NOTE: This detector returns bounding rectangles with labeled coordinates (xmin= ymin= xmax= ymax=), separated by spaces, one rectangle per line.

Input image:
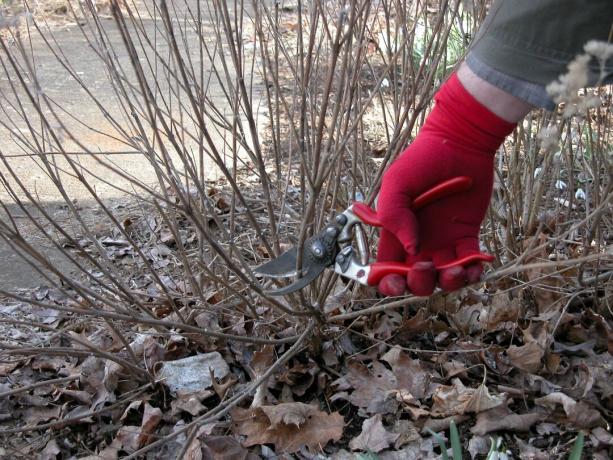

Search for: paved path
xmin=0 ymin=2 xmax=265 ymax=290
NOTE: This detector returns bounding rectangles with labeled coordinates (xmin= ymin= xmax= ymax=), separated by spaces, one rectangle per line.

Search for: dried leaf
xmin=201 ymin=435 xmax=260 ymax=460
xmin=171 ymin=395 xmax=206 ymax=417
xmin=507 ymin=341 xmax=544 ymax=373
xmin=397 ymin=308 xmax=432 ymax=340
xmin=467 ymin=436 xmax=490 ymax=460
xmin=250 ymin=344 xmax=275 ymax=377
xmin=39 ymin=439 xmax=61 ymax=460
xmin=421 ymin=415 xmax=470 ymax=434
xmin=349 ymin=414 xmax=399 ymax=453
xmin=115 ymin=402 xmax=162 ymax=453
xmin=392 ymin=419 xmax=421 ymax=449
xmin=515 ymin=437 xmax=549 ymax=460
xmin=535 ymin=392 xmax=604 ymax=428
xmin=590 ymin=427 xmax=613 ymax=449
xmin=432 ymin=379 xmax=505 ymax=416
xmin=20 ymin=405 xmax=61 ymax=424
xmin=471 ymin=404 xmax=541 ymax=435
xmin=80 ymin=357 xmax=118 ymax=409
xmin=381 ymin=347 xmax=431 ymax=399
xmin=333 ymin=361 xmax=397 ymax=414
xmin=58 ymin=388 xmax=92 ymax=405
xmin=0 ymin=361 xmax=19 ymax=377
xmin=211 ymin=373 xmax=238 ymax=400
xmin=231 ymin=402 xmax=343 ymax=453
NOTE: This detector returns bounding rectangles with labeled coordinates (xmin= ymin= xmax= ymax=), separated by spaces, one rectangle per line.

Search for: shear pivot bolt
xmin=310 ymin=241 xmax=326 ymax=259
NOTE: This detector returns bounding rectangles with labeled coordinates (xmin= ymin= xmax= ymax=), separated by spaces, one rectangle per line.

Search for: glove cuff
xmin=424 ymin=72 xmax=517 ymax=153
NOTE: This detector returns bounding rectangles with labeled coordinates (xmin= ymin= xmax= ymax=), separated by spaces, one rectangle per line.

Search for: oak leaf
xmin=432 ymin=379 xmax=505 ymax=416
xmin=381 ymin=347 xmax=431 ymax=399
xmin=349 ymin=414 xmax=399 ymax=453
xmin=535 ymin=392 xmax=604 ymax=429
xmin=507 ymin=341 xmax=545 ymax=373
xmin=231 ymin=402 xmax=343 ymax=453
xmin=471 ymin=403 xmax=542 ymax=435
xmin=333 ymin=361 xmax=397 ymax=414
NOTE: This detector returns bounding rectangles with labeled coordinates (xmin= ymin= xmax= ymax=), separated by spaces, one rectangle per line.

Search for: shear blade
xmin=266 ymin=263 xmax=325 ymax=296
xmin=254 ymin=247 xmax=299 ymax=278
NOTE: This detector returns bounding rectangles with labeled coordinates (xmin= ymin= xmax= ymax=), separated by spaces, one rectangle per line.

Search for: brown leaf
xmin=535 ymin=392 xmax=604 ymax=429
xmin=231 ymin=402 xmax=343 ymax=453
xmin=21 ymin=405 xmax=61 ymax=424
xmin=250 ymin=344 xmax=275 ymax=377
xmin=590 ymin=427 xmax=613 ymax=449
xmin=467 ymin=436 xmax=491 ymax=459
xmin=79 ymin=438 xmax=121 ymax=460
xmin=373 ymin=312 xmax=402 ymax=340
xmin=381 ymin=347 xmax=431 ymax=399
xmin=471 ymin=403 xmax=542 ymax=435
xmin=0 ymin=361 xmax=19 ymax=376
xmin=57 ymin=388 xmax=92 ymax=405
xmin=141 ymin=402 xmax=163 ymax=439
xmin=349 ymin=414 xmax=399 ymax=453
xmin=421 ymin=415 xmax=470 ymax=434
xmin=115 ymin=402 xmax=162 ymax=453
xmin=201 ymin=435 xmax=260 ymax=460
xmin=80 ymin=357 xmax=118 ymax=409
xmin=432 ymin=379 xmax=505 ymax=416
xmin=116 ymin=425 xmax=142 ymax=453
xmin=507 ymin=341 xmax=545 ymax=373
xmin=211 ymin=373 xmax=238 ymax=400
xmin=39 ymin=439 xmax=61 ymax=460
xmin=171 ymin=395 xmax=206 ymax=417
xmin=397 ymin=308 xmax=432 ymax=340
xmin=392 ymin=419 xmax=421 ymax=449
xmin=515 ymin=437 xmax=550 ymax=460
xmin=333 ymin=361 xmax=397 ymax=414
xmin=481 ymin=294 xmax=523 ymax=332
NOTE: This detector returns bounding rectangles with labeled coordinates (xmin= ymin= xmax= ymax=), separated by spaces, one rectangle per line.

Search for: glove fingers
xmin=455 ymin=237 xmax=483 ymax=284
xmin=439 ymin=266 xmax=467 ymax=292
xmin=407 ymin=261 xmax=436 ymax=296
xmin=378 ymin=274 xmax=407 ymax=297
xmin=432 ymin=247 xmax=467 ymax=292
xmin=465 ymin=263 xmax=483 ymax=284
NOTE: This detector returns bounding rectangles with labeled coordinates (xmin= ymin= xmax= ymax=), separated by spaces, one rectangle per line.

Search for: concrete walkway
xmin=0 ymin=2 xmax=265 ymax=290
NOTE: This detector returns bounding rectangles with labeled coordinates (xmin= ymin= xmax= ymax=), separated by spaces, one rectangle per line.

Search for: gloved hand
xmin=376 ymin=72 xmax=516 ymax=296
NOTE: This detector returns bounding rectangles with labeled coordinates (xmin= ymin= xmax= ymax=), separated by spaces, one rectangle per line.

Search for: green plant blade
xmin=568 ymin=432 xmax=584 ymax=460
xmin=449 ymin=420 xmax=462 ymax=460
xmin=426 ymin=428 xmax=450 ymax=460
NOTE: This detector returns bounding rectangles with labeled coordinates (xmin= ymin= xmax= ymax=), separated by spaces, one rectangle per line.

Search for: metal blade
xmin=266 ymin=263 xmax=326 ymax=296
xmin=254 ymin=247 xmax=299 ymax=278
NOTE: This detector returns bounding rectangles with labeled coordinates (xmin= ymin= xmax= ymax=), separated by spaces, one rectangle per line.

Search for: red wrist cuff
xmin=424 ymin=72 xmax=517 ymax=152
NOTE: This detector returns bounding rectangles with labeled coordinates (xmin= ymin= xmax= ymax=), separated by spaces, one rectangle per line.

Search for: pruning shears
xmin=255 ymin=176 xmax=494 ymax=296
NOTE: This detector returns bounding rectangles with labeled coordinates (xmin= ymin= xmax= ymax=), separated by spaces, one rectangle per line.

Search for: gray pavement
xmin=0 ymin=3 xmax=266 ymax=290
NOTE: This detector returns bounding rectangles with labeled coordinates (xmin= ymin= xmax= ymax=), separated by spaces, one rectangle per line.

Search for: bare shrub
xmin=0 ymin=0 xmax=610 ymax=456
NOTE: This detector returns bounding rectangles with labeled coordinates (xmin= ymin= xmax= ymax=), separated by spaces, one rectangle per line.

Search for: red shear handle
xmin=367 ymin=262 xmax=412 ymax=286
xmin=352 ymin=176 xmax=473 ymax=226
xmin=435 ymin=252 xmax=495 ymax=270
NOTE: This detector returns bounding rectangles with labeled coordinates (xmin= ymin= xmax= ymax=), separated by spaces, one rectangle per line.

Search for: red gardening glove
xmin=376 ymin=73 xmax=516 ymax=297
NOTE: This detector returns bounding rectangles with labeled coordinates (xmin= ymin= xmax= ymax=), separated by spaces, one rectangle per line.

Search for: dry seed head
xmin=537 ymin=125 xmax=559 ymax=152
xmin=584 ymin=40 xmax=613 ymax=62
xmin=546 ymin=53 xmax=600 ymax=118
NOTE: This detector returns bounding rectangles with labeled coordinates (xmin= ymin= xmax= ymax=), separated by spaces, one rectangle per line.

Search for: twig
xmin=0 ymin=376 xmax=79 ymax=399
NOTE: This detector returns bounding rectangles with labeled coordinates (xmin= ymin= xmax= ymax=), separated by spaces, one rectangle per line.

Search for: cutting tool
xmin=255 ymin=176 xmax=494 ymax=296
